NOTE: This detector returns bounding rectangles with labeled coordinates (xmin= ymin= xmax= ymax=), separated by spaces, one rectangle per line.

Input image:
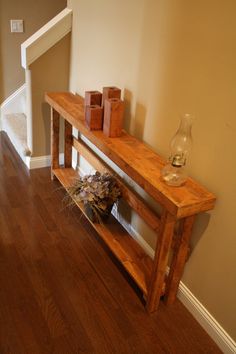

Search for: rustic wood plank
xmin=73 ymin=137 xmax=108 ymax=173
xmin=51 ymin=108 xmax=60 ymax=180
xmin=64 ymin=120 xmax=72 ymax=168
xmin=102 ymin=86 xmax=121 ymax=106
xmin=103 ymin=98 xmax=124 ymax=137
xmin=146 ymin=211 xmax=176 ymax=313
xmin=85 ymin=105 xmax=103 ymax=131
xmin=73 ymin=137 xmax=161 ymax=233
xmin=164 ymin=215 xmax=196 ymax=305
xmin=52 ymin=167 xmax=154 ymax=296
xmin=85 ymin=91 xmax=102 ymax=106
xmin=45 ymin=92 xmax=216 ymax=218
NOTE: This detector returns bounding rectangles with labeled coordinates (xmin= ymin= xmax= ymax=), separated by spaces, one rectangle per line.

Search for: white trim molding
xmin=26 ymin=153 xmax=77 ymax=170
xmin=0 ymin=85 xmax=26 ymax=130
xmin=25 ymin=69 xmax=32 ymax=153
xmin=21 ymin=8 xmax=72 ymax=69
xmin=112 ymin=203 xmax=235 ymax=354
xmin=178 ymin=284 xmax=236 ymax=354
xmin=26 ymin=153 xmax=64 ymax=169
xmin=0 ymin=84 xmax=26 ymax=113
xmin=26 ymin=155 xmax=51 ymax=169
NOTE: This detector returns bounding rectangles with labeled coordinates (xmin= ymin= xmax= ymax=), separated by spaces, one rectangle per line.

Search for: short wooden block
xmin=103 ymin=98 xmax=124 ymax=137
xmin=85 ymin=105 xmax=103 ymax=130
xmin=102 ymin=87 xmax=121 ymax=106
xmin=85 ymin=91 xmax=102 ymax=106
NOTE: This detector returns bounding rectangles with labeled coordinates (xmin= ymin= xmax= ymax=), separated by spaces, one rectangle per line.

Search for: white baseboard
xmin=0 ymin=84 xmax=26 ymax=119
xmin=178 ymin=284 xmax=236 ymax=354
xmin=0 ymin=84 xmax=26 ymax=132
xmin=26 ymin=154 xmax=51 ymax=169
xmin=25 ymin=153 xmax=60 ymax=169
xmin=25 ymin=153 xmax=77 ymax=170
xmin=111 ymin=206 xmax=235 ymax=353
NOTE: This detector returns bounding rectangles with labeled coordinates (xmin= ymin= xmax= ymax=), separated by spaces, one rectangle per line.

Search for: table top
xmin=45 ymin=91 xmax=216 ymax=218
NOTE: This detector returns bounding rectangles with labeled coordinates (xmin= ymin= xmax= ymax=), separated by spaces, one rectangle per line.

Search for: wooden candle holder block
xmin=85 ymin=105 xmax=103 ymax=130
xmin=85 ymin=91 xmax=102 ymax=106
xmin=102 ymin=87 xmax=121 ymax=106
xmin=103 ymin=98 xmax=124 ymax=137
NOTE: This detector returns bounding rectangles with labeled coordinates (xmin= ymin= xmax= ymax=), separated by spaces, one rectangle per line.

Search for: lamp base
xmin=161 ymin=163 xmax=187 ymax=187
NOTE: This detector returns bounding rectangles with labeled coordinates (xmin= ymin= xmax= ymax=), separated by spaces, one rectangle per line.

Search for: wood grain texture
xmin=102 ymin=86 xmax=121 ymax=106
xmin=64 ymin=120 xmax=72 ymax=168
xmin=103 ymin=98 xmax=124 ymax=137
xmin=85 ymin=105 xmax=103 ymax=130
xmin=146 ymin=211 xmax=176 ymax=313
xmin=85 ymin=90 xmax=102 ymax=106
xmin=165 ymin=215 xmax=196 ymax=305
xmin=45 ymin=92 xmax=216 ymax=218
xmin=50 ymin=107 xmax=60 ymax=179
xmin=0 ymin=131 xmax=222 ymax=354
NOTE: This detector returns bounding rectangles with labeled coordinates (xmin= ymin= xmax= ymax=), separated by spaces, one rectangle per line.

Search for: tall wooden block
xmin=85 ymin=105 xmax=103 ymax=130
xmin=103 ymin=98 xmax=124 ymax=137
xmin=85 ymin=91 xmax=102 ymax=106
xmin=102 ymin=87 xmax=121 ymax=106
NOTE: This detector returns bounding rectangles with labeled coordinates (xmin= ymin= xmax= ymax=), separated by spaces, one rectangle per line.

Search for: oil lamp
xmin=161 ymin=113 xmax=194 ymax=186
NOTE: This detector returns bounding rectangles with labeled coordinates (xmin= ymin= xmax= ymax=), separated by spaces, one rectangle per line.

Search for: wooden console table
xmin=45 ymin=92 xmax=216 ymax=313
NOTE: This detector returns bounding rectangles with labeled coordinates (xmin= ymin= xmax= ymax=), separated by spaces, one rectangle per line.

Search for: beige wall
xmin=0 ymin=0 xmax=67 ymax=103
xmin=68 ymin=0 xmax=236 ymax=340
xmin=30 ymin=34 xmax=70 ymax=157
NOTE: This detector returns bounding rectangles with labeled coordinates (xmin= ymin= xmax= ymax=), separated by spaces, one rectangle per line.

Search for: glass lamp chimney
xmin=161 ymin=113 xmax=194 ymax=186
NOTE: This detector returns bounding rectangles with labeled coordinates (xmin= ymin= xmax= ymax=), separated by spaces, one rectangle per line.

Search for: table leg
xmin=51 ymin=108 xmax=60 ymax=180
xmin=164 ymin=215 xmax=195 ymax=305
xmin=146 ymin=211 xmax=176 ymax=313
xmin=64 ymin=120 xmax=72 ymax=168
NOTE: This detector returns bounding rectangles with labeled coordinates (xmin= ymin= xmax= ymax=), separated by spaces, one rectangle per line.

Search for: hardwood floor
xmin=0 ymin=132 xmax=222 ymax=354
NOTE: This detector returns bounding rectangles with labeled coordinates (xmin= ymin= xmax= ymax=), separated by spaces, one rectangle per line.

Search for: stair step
xmin=2 ymin=113 xmax=31 ymax=157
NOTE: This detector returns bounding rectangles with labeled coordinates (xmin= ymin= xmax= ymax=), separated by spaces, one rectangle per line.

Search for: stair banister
xmin=21 ymin=8 xmax=72 ymax=156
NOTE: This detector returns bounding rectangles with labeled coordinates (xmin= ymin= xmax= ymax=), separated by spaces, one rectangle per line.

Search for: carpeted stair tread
xmin=2 ymin=113 xmax=31 ymax=156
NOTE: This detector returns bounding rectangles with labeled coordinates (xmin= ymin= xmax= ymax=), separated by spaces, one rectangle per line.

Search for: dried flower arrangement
xmin=67 ymin=171 xmax=121 ymax=222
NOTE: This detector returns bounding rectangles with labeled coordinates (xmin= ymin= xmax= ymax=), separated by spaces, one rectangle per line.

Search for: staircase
xmin=0 ymin=84 xmax=31 ymax=165
xmin=2 ymin=113 xmax=30 ymax=156
xmin=0 ymin=8 xmax=72 ymax=169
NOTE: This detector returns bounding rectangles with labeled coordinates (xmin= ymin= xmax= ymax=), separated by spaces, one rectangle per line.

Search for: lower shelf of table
xmin=53 ymin=167 xmax=156 ymax=296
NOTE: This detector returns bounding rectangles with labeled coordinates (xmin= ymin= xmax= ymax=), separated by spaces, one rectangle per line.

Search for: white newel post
xmin=25 ymin=69 xmax=33 ymax=155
